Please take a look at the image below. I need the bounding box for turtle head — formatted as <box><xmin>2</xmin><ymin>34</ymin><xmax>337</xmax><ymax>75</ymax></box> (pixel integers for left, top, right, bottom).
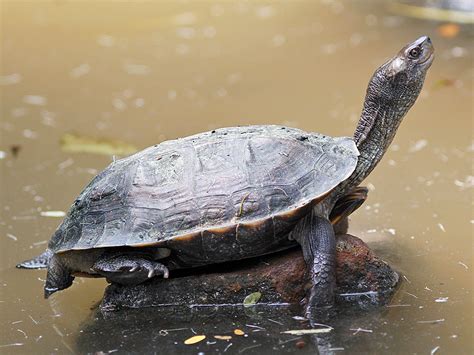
<box><xmin>365</xmin><ymin>36</ymin><xmax>434</xmax><ymax>119</ymax></box>
<box><xmin>342</xmin><ymin>36</ymin><xmax>434</xmax><ymax>195</ymax></box>
<box><xmin>387</xmin><ymin>36</ymin><xmax>434</xmax><ymax>80</ymax></box>
<box><xmin>354</xmin><ymin>36</ymin><xmax>434</xmax><ymax>148</ymax></box>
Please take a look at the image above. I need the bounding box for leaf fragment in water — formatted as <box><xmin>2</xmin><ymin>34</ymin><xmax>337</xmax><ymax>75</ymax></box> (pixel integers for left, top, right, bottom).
<box><xmin>233</xmin><ymin>329</ymin><xmax>245</xmax><ymax>336</ymax></box>
<box><xmin>60</xmin><ymin>133</ymin><xmax>138</xmax><ymax>156</ymax></box>
<box><xmin>282</xmin><ymin>328</ymin><xmax>333</xmax><ymax>335</ymax></box>
<box><xmin>243</xmin><ymin>292</ymin><xmax>261</xmax><ymax>307</ymax></box>
<box><xmin>183</xmin><ymin>335</ymin><xmax>206</xmax><ymax>345</ymax></box>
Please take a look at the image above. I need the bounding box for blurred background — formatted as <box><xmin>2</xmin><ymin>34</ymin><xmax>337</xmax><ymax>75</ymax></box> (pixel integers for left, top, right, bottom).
<box><xmin>1</xmin><ymin>1</ymin><xmax>472</xmax><ymax>353</ymax></box>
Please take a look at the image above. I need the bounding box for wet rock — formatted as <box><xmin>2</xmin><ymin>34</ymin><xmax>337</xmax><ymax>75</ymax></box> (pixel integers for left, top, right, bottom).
<box><xmin>101</xmin><ymin>234</ymin><xmax>399</xmax><ymax>311</ymax></box>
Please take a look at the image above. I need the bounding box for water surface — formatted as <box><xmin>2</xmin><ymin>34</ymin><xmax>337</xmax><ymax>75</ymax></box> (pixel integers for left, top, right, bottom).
<box><xmin>1</xmin><ymin>1</ymin><xmax>472</xmax><ymax>354</ymax></box>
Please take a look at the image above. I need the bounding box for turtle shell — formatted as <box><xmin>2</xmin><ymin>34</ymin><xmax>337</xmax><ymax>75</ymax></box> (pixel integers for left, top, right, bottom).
<box><xmin>49</xmin><ymin>125</ymin><xmax>358</xmax><ymax>260</ymax></box>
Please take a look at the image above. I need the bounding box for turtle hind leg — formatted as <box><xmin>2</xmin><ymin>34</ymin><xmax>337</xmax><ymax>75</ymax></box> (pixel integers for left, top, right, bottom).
<box><xmin>92</xmin><ymin>254</ymin><xmax>169</xmax><ymax>285</ymax></box>
<box><xmin>17</xmin><ymin>249</ymin><xmax>54</xmax><ymax>269</ymax></box>
<box><xmin>330</xmin><ymin>186</ymin><xmax>368</xmax><ymax>235</ymax></box>
<box><xmin>44</xmin><ymin>255</ymin><xmax>74</xmax><ymax>298</ymax></box>
<box><xmin>292</xmin><ymin>214</ymin><xmax>336</xmax><ymax>311</ymax></box>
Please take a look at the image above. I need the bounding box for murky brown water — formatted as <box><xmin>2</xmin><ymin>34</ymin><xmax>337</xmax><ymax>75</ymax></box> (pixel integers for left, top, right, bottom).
<box><xmin>1</xmin><ymin>1</ymin><xmax>472</xmax><ymax>354</ymax></box>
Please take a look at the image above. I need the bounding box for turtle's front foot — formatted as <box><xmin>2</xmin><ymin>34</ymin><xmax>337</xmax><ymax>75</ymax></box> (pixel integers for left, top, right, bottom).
<box><xmin>305</xmin><ymin>251</ymin><xmax>336</xmax><ymax>318</ymax></box>
<box><xmin>92</xmin><ymin>255</ymin><xmax>169</xmax><ymax>285</ymax></box>
<box><xmin>292</xmin><ymin>214</ymin><xmax>337</xmax><ymax>315</ymax></box>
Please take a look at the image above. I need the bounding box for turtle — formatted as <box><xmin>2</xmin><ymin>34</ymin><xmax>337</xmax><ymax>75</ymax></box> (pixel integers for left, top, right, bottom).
<box><xmin>18</xmin><ymin>36</ymin><xmax>434</xmax><ymax>311</ymax></box>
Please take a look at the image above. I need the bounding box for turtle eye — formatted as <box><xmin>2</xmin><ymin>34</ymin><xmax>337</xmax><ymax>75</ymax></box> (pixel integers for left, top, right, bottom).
<box><xmin>408</xmin><ymin>47</ymin><xmax>422</xmax><ymax>59</ymax></box>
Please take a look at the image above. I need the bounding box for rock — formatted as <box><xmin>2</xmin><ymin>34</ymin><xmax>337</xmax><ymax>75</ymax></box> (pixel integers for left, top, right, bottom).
<box><xmin>100</xmin><ymin>234</ymin><xmax>399</xmax><ymax>311</ymax></box>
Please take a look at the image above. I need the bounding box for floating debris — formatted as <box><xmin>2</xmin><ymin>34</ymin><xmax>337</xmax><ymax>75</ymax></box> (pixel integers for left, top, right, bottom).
<box><xmin>409</xmin><ymin>139</ymin><xmax>428</xmax><ymax>152</ymax></box>
<box><xmin>23</xmin><ymin>95</ymin><xmax>46</xmax><ymax>106</ymax></box>
<box><xmin>168</xmin><ymin>90</ymin><xmax>177</xmax><ymax>100</ymax></box>
<box><xmin>431</xmin><ymin>346</ymin><xmax>440</xmax><ymax>354</ymax></box>
<box><xmin>0</xmin><ymin>73</ymin><xmax>22</xmax><ymax>85</ymax></box>
<box><xmin>256</xmin><ymin>5</ymin><xmax>275</xmax><ymax>19</ymax></box>
<box><xmin>386</xmin><ymin>304</ymin><xmax>411</xmax><ymax>308</ymax></box>
<box><xmin>272</xmin><ymin>34</ymin><xmax>286</xmax><ymax>47</ymax></box>
<box><xmin>282</xmin><ymin>327</ymin><xmax>333</xmax><ymax>335</ymax></box>
<box><xmin>238</xmin><ymin>344</ymin><xmax>261</xmax><ymax>353</ymax></box>
<box><xmin>123</xmin><ymin>63</ymin><xmax>151</xmax><ymax>76</ymax></box>
<box><xmin>0</xmin><ymin>343</ymin><xmax>24</xmax><ymax>348</ymax></box>
<box><xmin>173</xmin><ymin>12</ymin><xmax>197</xmax><ymax>26</ymax></box>
<box><xmin>437</xmin><ymin>223</ymin><xmax>446</xmax><ymax>232</ymax></box>
<box><xmin>52</xmin><ymin>324</ymin><xmax>64</xmax><ymax>337</ymax></box>
<box><xmin>214</xmin><ymin>335</ymin><xmax>232</xmax><ymax>340</ymax></box>
<box><xmin>0</xmin><ymin>151</ymin><xmax>5</xmax><ymax>159</ymax></box>
<box><xmin>458</xmin><ymin>261</ymin><xmax>469</xmax><ymax>270</ymax></box>
<box><xmin>40</xmin><ymin>211</ymin><xmax>66</xmax><ymax>218</ymax></box>
<box><xmin>417</xmin><ymin>318</ymin><xmax>445</xmax><ymax>324</ymax></box>
<box><xmin>243</xmin><ymin>292</ymin><xmax>261</xmax><ymax>307</ymax></box>
<box><xmin>435</xmin><ymin>297</ymin><xmax>449</xmax><ymax>303</ymax></box>
<box><xmin>134</xmin><ymin>98</ymin><xmax>145</xmax><ymax>108</ymax></box>
<box><xmin>233</xmin><ymin>329</ymin><xmax>245</xmax><ymax>336</ymax></box>
<box><xmin>450</xmin><ymin>46</ymin><xmax>467</xmax><ymax>58</ymax></box>
<box><xmin>245</xmin><ymin>324</ymin><xmax>265</xmax><ymax>332</ymax></box>
<box><xmin>158</xmin><ymin>327</ymin><xmax>188</xmax><ymax>336</ymax></box>
<box><xmin>267</xmin><ymin>318</ymin><xmax>283</xmax><ymax>326</ymax></box>
<box><xmin>70</xmin><ymin>63</ymin><xmax>90</xmax><ymax>78</ymax></box>
<box><xmin>350</xmin><ymin>328</ymin><xmax>373</xmax><ymax>335</ymax></box>
<box><xmin>184</xmin><ymin>335</ymin><xmax>206</xmax><ymax>345</ymax></box>
<box><xmin>23</xmin><ymin>129</ymin><xmax>38</xmax><ymax>139</ymax></box>
<box><xmin>112</xmin><ymin>98</ymin><xmax>126</xmax><ymax>111</ymax></box>
<box><xmin>202</xmin><ymin>26</ymin><xmax>216</xmax><ymax>38</ymax></box>
<box><xmin>176</xmin><ymin>27</ymin><xmax>196</xmax><ymax>39</ymax></box>
<box><xmin>97</xmin><ymin>34</ymin><xmax>115</xmax><ymax>47</ymax></box>
<box><xmin>6</xmin><ymin>233</ymin><xmax>17</xmax><ymax>241</ymax></box>
<box><xmin>404</xmin><ymin>291</ymin><xmax>418</xmax><ymax>299</ymax></box>
<box><xmin>60</xmin><ymin>133</ymin><xmax>138</xmax><ymax>156</ymax></box>
<box><xmin>453</xmin><ymin>176</ymin><xmax>474</xmax><ymax>189</ymax></box>
<box><xmin>223</xmin><ymin>343</ymin><xmax>233</xmax><ymax>352</ymax></box>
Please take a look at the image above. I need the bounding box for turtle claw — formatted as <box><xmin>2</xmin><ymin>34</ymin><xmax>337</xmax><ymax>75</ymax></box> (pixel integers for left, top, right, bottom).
<box><xmin>147</xmin><ymin>264</ymin><xmax>169</xmax><ymax>279</ymax></box>
<box><xmin>129</xmin><ymin>265</ymin><xmax>139</xmax><ymax>273</ymax></box>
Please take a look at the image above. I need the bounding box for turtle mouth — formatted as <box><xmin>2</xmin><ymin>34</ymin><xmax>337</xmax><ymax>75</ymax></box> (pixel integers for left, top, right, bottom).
<box><xmin>419</xmin><ymin>53</ymin><xmax>434</xmax><ymax>68</ymax></box>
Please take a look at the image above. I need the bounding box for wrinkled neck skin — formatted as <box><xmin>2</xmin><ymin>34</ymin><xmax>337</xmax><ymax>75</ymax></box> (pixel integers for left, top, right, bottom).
<box><xmin>326</xmin><ymin>65</ymin><xmax>426</xmax><ymax>210</ymax></box>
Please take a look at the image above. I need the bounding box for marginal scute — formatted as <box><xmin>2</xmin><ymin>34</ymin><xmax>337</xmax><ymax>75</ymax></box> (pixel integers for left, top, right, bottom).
<box><xmin>49</xmin><ymin>125</ymin><xmax>358</xmax><ymax>254</ymax></box>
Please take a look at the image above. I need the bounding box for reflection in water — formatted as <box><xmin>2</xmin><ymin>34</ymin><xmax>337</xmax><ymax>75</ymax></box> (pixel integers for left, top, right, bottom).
<box><xmin>1</xmin><ymin>0</ymin><xmax>472</xmax><ymax>353</ymax></box>
<box><xmin>77</xmin><ymin>302</ymin><xmax>400</xmax><ymax>354</ymax></box>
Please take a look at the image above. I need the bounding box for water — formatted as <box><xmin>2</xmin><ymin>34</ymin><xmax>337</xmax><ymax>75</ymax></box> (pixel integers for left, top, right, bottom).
<box><xmin>1</xmin><ymin>1</ymin><xmax>472</xmax><ymax>353</ymax></box>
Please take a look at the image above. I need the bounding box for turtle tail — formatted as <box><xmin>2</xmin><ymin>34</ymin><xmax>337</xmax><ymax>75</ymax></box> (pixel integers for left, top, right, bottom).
<box><xmin>44</xmin><ymin>255</ymin><xmax>74</xmax><ymax>298</ymax></box>
<box><xmin>16</xmin><ymin>249</ymin><xmax>54</xmax><ymax>269</ymax></box>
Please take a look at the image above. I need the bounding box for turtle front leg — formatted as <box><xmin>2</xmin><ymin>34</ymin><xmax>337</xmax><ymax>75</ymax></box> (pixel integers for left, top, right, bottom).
<box><xmin>92</xmin><ymin>254</ymin><xmax>169</xmax><ymax>285</ymax></box>
<box><xmin>292</xmin><ymin>214</ymin><xmax>336</xmax><ymax>312</ymax></box>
